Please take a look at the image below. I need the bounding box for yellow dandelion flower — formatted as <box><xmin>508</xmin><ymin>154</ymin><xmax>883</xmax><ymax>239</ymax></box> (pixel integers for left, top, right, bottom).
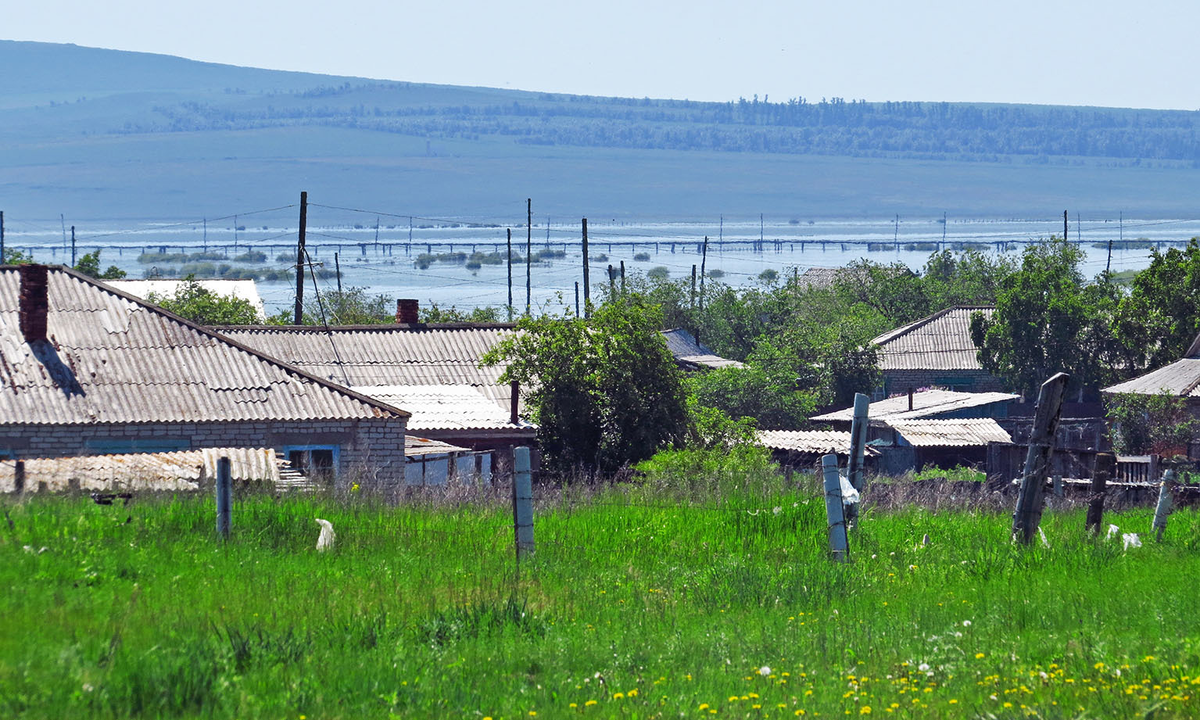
<box><xmin>529</xmin><ymin>713</ymin><xmax>537</xmax><ymax>717</ymax></box>
<box><xmin>569</xmin><ymin>703</ymin><xmax>577</xmax><ymax>709</ymax></box>
<box><xmin>586</xmin><ymin>700</ymin><xmax>597</xmax><ymax>706</ymax></box>
<box><xmin>861</xmin><ymin>706</ymin><xmax>872</xmax><ymax>715</ymax></box>
<box><xmin>628</xmin><ymin>689</ymin><xmax>638</xmax><ymax>697</ymax></box>
<box><xmin>613</xmin><ymin>693</ymin><xmax>624</xmax><ymax>700</ymax></box>
<box><xmin>698</xmin><ymin>704</ymin><xmax>709</xmax><ymax>710</ymax></box>
<box><xmin>975</xmin><ymin>653</ymin><xmax>985</xmax><ymax>659</ymax></box>
<box><xmin>949</xmin><ymin>699</ymin><xmax>958</xmax><ymax>704</ymax></box>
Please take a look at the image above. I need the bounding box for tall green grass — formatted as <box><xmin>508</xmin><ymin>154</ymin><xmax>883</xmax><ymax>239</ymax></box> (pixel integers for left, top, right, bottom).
<box><xmin>2</xmin><ymin>486</ymin><xmax>1199</xmax><ymax>718</ymax></box>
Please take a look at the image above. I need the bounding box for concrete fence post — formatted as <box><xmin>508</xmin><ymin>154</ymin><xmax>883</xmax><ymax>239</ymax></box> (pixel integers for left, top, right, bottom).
<box><xmin>821</xmin><ymin>454</ymin><xmax>849</xmax><ymax>562</ymax></box>
<box><xmin>1153</xmin><ymin>469</ymin><xmax>1176</xmax><ymax>542</ymax></box>
<box><xmin>216</xmin><ymin>456</ymin><xmax>232</xmax><ymax>540</ymax></box>
<box><xmin>513</xmin><ymin>446</ymin><xmax>534</xmax><ymax>559</ymax></box>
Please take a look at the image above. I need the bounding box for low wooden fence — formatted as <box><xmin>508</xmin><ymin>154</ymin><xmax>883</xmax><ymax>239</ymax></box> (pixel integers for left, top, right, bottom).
<box><xmin>986</xmin><ymin>442</ymin><xmax>1161</xmax><ymax>490</ymax></box>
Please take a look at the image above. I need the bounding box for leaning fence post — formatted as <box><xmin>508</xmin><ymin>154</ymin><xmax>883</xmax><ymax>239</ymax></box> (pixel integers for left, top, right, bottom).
<box><xmin>216</xmin><ymin>456</ymin><xmax>232</xmax><ymax>540</ymax></box>
<box><xmin>1152</xmin><ymin>468</ymin><xmax>1176</xmax><ymax>542</ymax></box>
<box><xmin>845</xmin><ymin>392</ymin><xmax>869</xmax><ymax>528</ymax></box>
<box><xmin>512</xmin><ymin>446</ymin><xmax>534</xmax><ymax>559</ymax></box>
<box><xmin>821</xmin><ymin>454</ymin><xmax>849</xmax><ymax>562</ymax></box>
<box><xmin>1052</xmin><ymin>474</ymin><xmax>1063</xmax><ymax>499</ymax></box>
<box><xmin>1086</xmin><ymin>452</ymin><xmax>1113</xmax><ymax>535</ymax></box>
<box><xmin>1012</xmin><ymin>372</ymin><xmax>1069</xmax><ymax>544</ymax></box>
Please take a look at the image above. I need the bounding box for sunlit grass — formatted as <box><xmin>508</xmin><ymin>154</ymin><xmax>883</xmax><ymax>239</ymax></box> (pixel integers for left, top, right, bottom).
<box><xmin>2</xmin><ymin>486</ymin><xmax>1198</xmax><ymax>718</ymax></box>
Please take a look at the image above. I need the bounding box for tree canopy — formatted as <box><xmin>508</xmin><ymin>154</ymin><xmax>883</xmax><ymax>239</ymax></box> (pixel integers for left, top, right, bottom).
<box><xmin>147</xmin><ymin>278</ymin><xmax>261</xmax><ymax>326</ymax></box>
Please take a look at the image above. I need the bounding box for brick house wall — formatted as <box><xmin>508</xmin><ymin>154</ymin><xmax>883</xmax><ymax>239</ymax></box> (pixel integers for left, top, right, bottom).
<box><xmin>0</xmin><ymin>418</ymin><xmax>407</xmax><ymax>488</ymax></box>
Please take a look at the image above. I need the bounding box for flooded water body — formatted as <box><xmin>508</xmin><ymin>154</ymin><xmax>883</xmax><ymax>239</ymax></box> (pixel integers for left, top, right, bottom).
<box><xmin>7</xmin><ymin>215</ymin><xmax>1200</xmax><ymax>316</ymax></box>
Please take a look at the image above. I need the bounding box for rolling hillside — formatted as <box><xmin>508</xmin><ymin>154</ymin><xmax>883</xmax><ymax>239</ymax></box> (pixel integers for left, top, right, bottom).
<box><xmin>2</xmin><ymin>40</ymin><xmax>1198</xmax><ymax>223</ymax></box>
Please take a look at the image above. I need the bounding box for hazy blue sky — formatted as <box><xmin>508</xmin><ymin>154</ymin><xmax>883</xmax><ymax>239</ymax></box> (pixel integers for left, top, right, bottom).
<box><xmin>8</xmin><ymin>0</ymin><xmax>1197</xmax><ymax>109</ymax></box>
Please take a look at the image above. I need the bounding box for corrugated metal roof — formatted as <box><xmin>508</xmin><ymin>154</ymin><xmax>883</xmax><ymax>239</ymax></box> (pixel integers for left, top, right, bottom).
<box><xmin>107</xmin><ymin>279</ymin><xmax>266</xmax><ymax>320</ymax></box>
<box><xmin>812</xmin><ymin>389</ymin><xmax>1018</xmax><ymax>423</ymax></box>
<box><xmin>216</xmin><ymin>324</ymin><xmax>519</xmax><ymax>410</ymax></box>
<box><xmin>661</xmin><ymin>328</ymin><xmax>744</xmax><ymax>369</ymax></box>
<box><xmin>1103</xmin><ymin>357</ymin><xmax>1200</xmax><ymax>397</ymax></box>
<box><xmin>0</xmin><ymin>267</ymin><xmax>406</xmax><ymax>424</ymax></box>
<box><xmin>355</xmin><ymin>385</ymin><xmax>536</xmax><ymax>432</ymax></box>
<box><xmin>405</xmin><ymin>435</ymin><xmax>470</xmax><ymax>458</ymax></box>
<box><xmin>887</xmin><ymin>418</ymin><xmax>1012</xmax><ymax>447</ymax></box>
<box><xmin>872</xmin><ymin>306</ymin><xmax>994</xmax><ymax>371</ymax></box>
<box><xmin>0</xmin><ymin>447</ymin><xmax>279</xmax><ymax>493</ymax></box>
<box><xmin>758</xmin><ymin>429</ymin><xmax>880</xmax><ymax>456</ymax></box>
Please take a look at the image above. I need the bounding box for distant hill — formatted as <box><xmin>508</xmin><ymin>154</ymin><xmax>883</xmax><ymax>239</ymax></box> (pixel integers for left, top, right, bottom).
<box><xmin>2</xmin><ymin>40</ymin><xmax>1199</xmax><ymax>222</ymax></box>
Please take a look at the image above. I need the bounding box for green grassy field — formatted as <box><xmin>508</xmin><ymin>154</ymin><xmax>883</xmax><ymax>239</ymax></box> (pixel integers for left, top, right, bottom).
<box><xmin>3</xmin><ymin>482</ymin><xmax>1199</xmax><ymax>719</ymax></box>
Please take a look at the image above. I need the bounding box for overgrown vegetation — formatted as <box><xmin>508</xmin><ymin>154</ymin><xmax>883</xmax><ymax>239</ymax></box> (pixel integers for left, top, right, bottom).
<box><xmin>146</xmin><ymin>278</ymin><xmax>261</xmax><ymax>325</ymax></box>
<box><xmin>4</xmin><ymin>491</ymin><xmax>1200</xmax><ymax>719</ymax></box>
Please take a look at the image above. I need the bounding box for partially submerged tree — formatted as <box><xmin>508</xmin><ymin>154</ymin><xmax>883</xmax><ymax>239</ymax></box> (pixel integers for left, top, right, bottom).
<box><xmin>484</xmin><ymin>296</ymin><xmax>688</xmax><ymax>474</ymax></box>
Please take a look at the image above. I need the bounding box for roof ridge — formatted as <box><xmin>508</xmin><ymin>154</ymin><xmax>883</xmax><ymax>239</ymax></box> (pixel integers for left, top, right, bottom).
<box><xmin>44</xmin><ymin>267</ymin><xmax>410</xmax><ymax>419</ymax></box>
<box><xmin>213</xmin><ymin>322</ymin><xmax>518</xmax><ymax>332</ymax></box>
<box><xmin>872</xmin><ymin>305</ymin><xmax>994</xmax><ymax>347</ymax></box>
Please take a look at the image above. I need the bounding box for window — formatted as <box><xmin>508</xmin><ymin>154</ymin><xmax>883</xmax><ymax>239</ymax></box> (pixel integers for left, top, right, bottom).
<box><xmin>282</xmin><ymin>444</ymin><xmax>340</xmax><ymax>478</ymax></box>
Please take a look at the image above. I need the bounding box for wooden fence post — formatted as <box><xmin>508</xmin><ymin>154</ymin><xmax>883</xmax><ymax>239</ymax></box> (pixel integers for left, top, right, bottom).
<box><xmin>1052</xmin><ymin>474</ymin><xmax>1063</xmax><ymax>499</ymax></box>
<box><xmin>513</xmin><ymin>446</ymin><xmax>534</xmax><ymax>559</ymax></box>
<box><xmin>1153</xmin><ymin>468</ymin><xmax>1176</xmax><ymax>542</ymax></box>
<box><xmin>821</xmin><ymin>454</ymin><xmax>849</xmax><ymax>562</ymax></box>
<box><xmin>845</xmin><ymin>392</ymin><xmax>869</xmax><ymax>530</ymax></box>
<box><xmin>13</xmin><ymin>460</ymin><xmax>25</xmax><ymax>494</ymax></box>
<box><xmin>216</xmin><ymin>456</ymin><xmax>232</xmax><ymax>540</ymax></box>
<box><xmin>1086</xmin><ymin>452</ymin><xmax>1113</xmax><ymax>535</ymax></box>
<box><xmin>1012</xmin><ymin>372</ymin><xmax>1069</xmax><ymax>544</ymax></box>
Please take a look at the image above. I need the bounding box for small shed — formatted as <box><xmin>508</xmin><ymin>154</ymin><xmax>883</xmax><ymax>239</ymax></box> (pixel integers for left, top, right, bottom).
<box><xmin>871</xmin><ymin>306</ymin><xmax>1006</xmax><ymax>397</ymax></box>
<box><xmin>661</xmin><ymin>328</ymin><xmax>744</xmax><ymax>370</ymax></box>
<box><xmin>404</xmin><ymin>435</ymin><xmax>484</xmax><ymax>486</ymax></box>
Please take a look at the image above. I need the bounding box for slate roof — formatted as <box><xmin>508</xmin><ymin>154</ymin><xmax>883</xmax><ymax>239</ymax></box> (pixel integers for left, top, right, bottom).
<box><xmin>758</xmin><ymin>429</ymin><xmax>880</xmax><ymax>457</ymax></box>
<box><xmin>0</xmin><ymin>266</ymin><xmax>407</xmax><ymax>424</ymax></box>
<box><xmin>1103</xmin><ymin>332</ymin><xmax>1200</xmax><ymax>397</ymax></box>
<box><xmin>215</xmin><ymin>324</ymin><xmax>518</xmax><ymax>410</ymax></box>
<box><xmin>405</xmin><ymin>435</ymin><xmax>471</xmax><ymax>458</ymax></box>
<box><xmin>887</xmin><ymin>418</ymin><xmax>1012</xmax><ymax>447</ymax></box>
<box><xmin>872</xmin><ymin>306</ymin><xmax>994</xmax><ymax>371</ymax></box>
<box><xmin>354</xmin><ymin>385</ymin><xmax>535</xmax><ymax>432</ymax></box>
<box><xmin>661</xmin><ymin>328</ymin><xmax>744</xmax><ymax>370</ymax></box>
<box><xmin>811</xmin><ymin>389</ymin><xmax>1018</xmax><ymax>423</ymax></box>
<box><xmin>0</xmin><ymin>447</ymin><xmax>280</xmax><ymax>493</ymax></box>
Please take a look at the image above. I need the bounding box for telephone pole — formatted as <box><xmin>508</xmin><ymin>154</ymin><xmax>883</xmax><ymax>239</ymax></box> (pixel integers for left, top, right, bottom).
<box><xmin>1063</xmin><ymin>210</ymin><xmax>1068</xmax><ymax>241</ymax></box>
<box><xmin>526</xmin><ymin>198</ymin><xmax>532</xmax><ymax>315</ymax></box>
<box><xmin>0</xmin><ymin>211</ymin><xmax>5</xmax><ymax>262</ymax></box>
<box><xmin>506</xmin><ymin>228</ymin><xmax>513</xmax><ymax>321</ymax></box>
<box><xmin>699</xmin><ymin>235</ymin><xmax>709</xmax><ymax>309</ymax></box>
<box><xmin>293</xmin><ymin>191</ymin><xmax>307</xmax><ymax>325</ymax></box>
<box><xmin>70</xmin><ymin>226</ymin><xmax>76</xmax><ymax>267</ymax></box>
<box><xmin>581</xmin><ymin>218</ymin><xmax>590</xmax><ymax>317</ymax></box>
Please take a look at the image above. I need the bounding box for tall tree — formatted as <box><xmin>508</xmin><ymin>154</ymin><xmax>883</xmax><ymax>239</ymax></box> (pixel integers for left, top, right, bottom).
<box><xmin>484</xmin><ymin>296</ymin><xmax>688</xmax><ymax>473</ymax></box>
<box><xmin>1112</xmin><ymin>240</ymin><xmax>1200</xmax><ymax>373</ymax></box>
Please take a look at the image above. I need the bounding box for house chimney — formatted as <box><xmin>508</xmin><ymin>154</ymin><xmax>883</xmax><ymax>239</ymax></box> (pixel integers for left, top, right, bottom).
<box><xmin>395</xmin><ymin>298</ymin><xmax>419</xmax><ymax>324</ymax></box>
<box><xmin>18</xmin><ymin>264</ymin><xmax>49</xmax><ymax>343</ymax></box>
<box><xmin>907</xmin><ymin>388</ymin><xmax>914</xmax><ymax>411</ymax></box>
<box><xmin>510</xmin><ymin>380</ymin><xmax>520</xmax><ymax>426</ymax></box>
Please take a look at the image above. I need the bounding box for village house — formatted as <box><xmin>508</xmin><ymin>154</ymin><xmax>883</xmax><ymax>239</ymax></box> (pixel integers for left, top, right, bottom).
<box><xmin>871</xmin><ymin>306</ymin><xmax>1006</xmax><ymax>397</ymax></box>
<box><xmin>1102</xmin><ymin>332</ymin><xmax>1200</xmax><ymax>459</ymax></box>
<box><xmin>0</xmin><ymin>265</ymin><xmax>409</xmax><ymax>487</ymax></box>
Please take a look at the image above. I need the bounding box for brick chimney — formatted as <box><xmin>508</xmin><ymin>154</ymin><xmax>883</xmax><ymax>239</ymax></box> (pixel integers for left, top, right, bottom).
<box><xmin>18</xmin><ymin>264</ymin><xmax>49</xmax><ymax>343</ymax></box>
<box><xmin>395</xmin><ymin>299</ymin><xmax>419</xmax><ymax>324</ymax></box>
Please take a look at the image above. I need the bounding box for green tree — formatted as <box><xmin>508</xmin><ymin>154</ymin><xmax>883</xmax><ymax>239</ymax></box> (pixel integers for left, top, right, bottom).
<box><xmin>1112</xmin><ymin>240</ymin><xmax>1200</xmax><ymax>373</ymax></box>
<box><xmin>73</xmin><ymin>250</ymin><xmax>126</xmax><ymax>280</ymax></box>
<box><xmin>484</xmin><ymin>296</ymin><xmax>688</xmax><ymax>474</ymax></box>
<box><xmin>687</xmin><ymin>340</ymin><xmax>819</xmax><ymax>430</ymax></box>
<box><xmin>970</xmin><ymin>239</ymin><xmax>1116</xmax><ymax>398</ymax></box>
<box><xmin>147</xmin><ymin>278</ymin><xmax>261</xmax><ymax>325</ymax></box>
<box><xmin>1106</xmin><ymin>391</ymin><xmax>1199</xmax><ymax>457</ymax></box>
<box><xmin>420</xmin><ymin>303</ymin><xmax>503</xmax><ymax>323</ymax></box>
<box><xmin>2</xmin><ymin>248</ymin><xmax>34</xmax><ymax>265</ymax></box>
<box><xmin>268</xmin><ymin>286</ymin><xmax>396</xmax><ymax>325</ymax></box>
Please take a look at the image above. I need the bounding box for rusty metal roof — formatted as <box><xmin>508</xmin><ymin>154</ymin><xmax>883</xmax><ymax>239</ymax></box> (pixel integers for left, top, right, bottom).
<box><xmin>758</xmin><ymin>429</ymin><xmax>880</xmax><ymax>457</ymax></box>
<box><xmin>661</xmin><ymin>328</ymin><xmax>744</xmax><ymax>369</ymax></box>
<box><xmin>0</xmin><ymin>447</ymin><xmax>279</xmax><ymax>493</ymax></box>
<box><xmin>872</xmin><ymin>306</ymin><xmax>994</xmax><ymax>371</ymax></box>
<box><xmin>216</xmin><ymin>324</ymin><xmax>518</xmax><ymax>410</ymax></box>
<box><xmin>812</xmin><ymin>389</ymin><xmax>1018</xmax><ymax>423</ymax></box>
<box><xmin>354</xmin><ymin>385</ymin><xmax>536</xmax><ymax>432</ymax></box>
<box><xmin>1103</xmin><ymin>357</ymin><xmax>1200</xmax><ymax>397</ymax></box>
<box><xmin>0</xmin><ymin>267</ymin><xmax>406</xmax><ymax>424</ymax></box>
<box><xmin>887</xmin><ymin>418</ymin><xmax>1012</xmax><ymax>447</ymax></box>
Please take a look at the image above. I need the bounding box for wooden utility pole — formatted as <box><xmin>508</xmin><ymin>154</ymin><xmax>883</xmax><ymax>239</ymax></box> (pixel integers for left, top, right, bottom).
<box><xmin>1086</xmin><ymin>452</ymin><xmax>1113</xmax><ymax>534</ymax></box>
<box><xmin>581</xmin><ymin>218</ymin><xmax>590</xmax><ymax>317</ymax></box>
<box><xmin>525</xmin><ymin>198</ymin><xmax>532</xmax><ymax>316</ymax></box>
<box><xmin>1063</xmin><ymin>210</ymin><xmax>1068</xmax><ymax>241</ymax></box>
<box><xmin>619</xmin><ymin>260</ymin><xmax>625</xmax><ymax>295</ymax></box>
<box><xmin>0</xmin><ymin>210</ymin><xmax>5</xmax><ymax>262</ymax></box>
<box><xmin>1012</xmin><ymin>372</ymin><xmax>1069</xmax><ymax>544</ymax></box>
<box><xmin>607</xmin><ymin>264</ymin><xmax>616</xmax><ymax>296</ymax></box>
<box><xmin>574</xmin><ymin>281</ymin><xmax>580</xmax><ymax>317</ymax></box>
<box><xmin>942</xmin><ymin>211</ymin><xmax>947</xmax><ymax>248</ymax></box>
<box><xmin>293</xmin><ymin>191</ymin><xmax>307</xmax><ymax>325</ymax></box>
<box><xmin>506</xmin><ymin>228</ymin><xmax>513</xmax><ymax>321</ymax></box>
<box><xmin>699</xmin><ymin>236</ymin><xmax>708</xmax><ymax>309</ymax></box>
<box><xmin>334</xmin><ymin>251</ymin><xmax>342</xmax><ymax>292</ymax></box>
<box><xmin>70</xmin><ymin>226</ymin><xmax>76</xmax><ymax>267</ymax></box>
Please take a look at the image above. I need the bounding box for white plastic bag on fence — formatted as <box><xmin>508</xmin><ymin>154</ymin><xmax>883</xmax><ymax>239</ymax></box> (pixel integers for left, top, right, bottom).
<box><xmin>839</xmin><ymin>474</ymin><xmax>860</xmax><ymax>505</ymax></box>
